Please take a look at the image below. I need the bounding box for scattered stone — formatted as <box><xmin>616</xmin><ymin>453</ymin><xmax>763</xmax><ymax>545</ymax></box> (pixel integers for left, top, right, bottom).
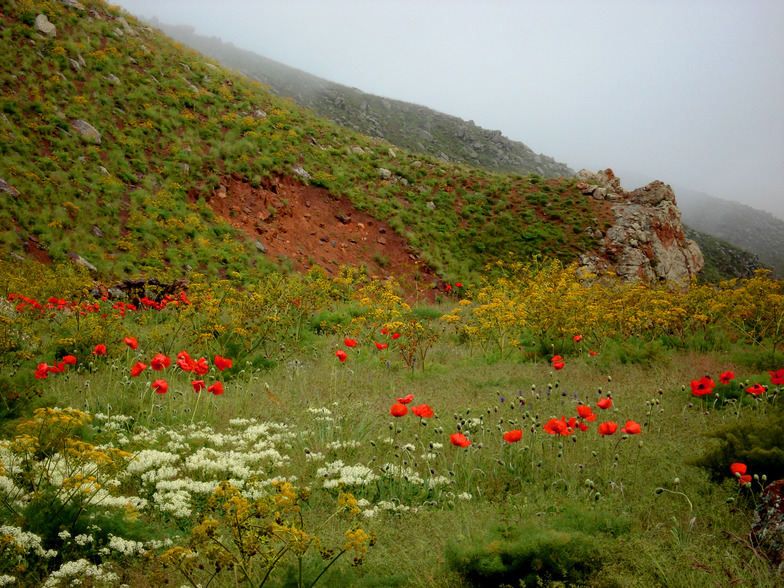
<box><xmin>336</xmin><ymin>214</ymin><xmax>351</xmax><ymax>225</ymax></box>
<box><xmin>98</xmin><ymin>166</ymin><xmax>109</xmax><ymax>176</ymax></box>
<box><xmin>254</xmin><ymin>240</ymin><xmax>266</xmax><ymax>253</ymax></box>
<box><xmin>351</xmin><ymin>146</ymin><xmax>365</xmax><ymax>155</ymax></box>
<box><xmin>426</xmin><ymin>201</ymin><xmax>436</xmax><ymax>210</ymax></box>
<box><xmin>215</xmin><ymin>185</ymin><xmax>227</xmax><ymax>199</ymax></box>
<box><xmin>292</xmin><ymin>165</ymin><xmax>311</xmax><ymax>181</ymax></box>
<box><xmin>68</xmin><ymin>253</ymin><xmax>97</xmax><ymax>273</ymax></box>
<box><xmin>70</xmin><ymin>119</ymin><xmax>101</xmax><ymax>144</ymax></box>
<box><xmin>91</xmin><ymin>225</ymin><xmax>104</xmax><ymax>238</ymax></box>
<box><xmin>330</xmin><ymin>240</ymin><xmax>337</xmax><ymax>248</ymax></box>
<box><xmin>204</xmin><ymin>62</ymin><xmax>218</xmax><ymax>70</ymax></box>
<box><xmin>0</xmin><ymin>177</ymin><xmax>20</xmax><ymax>198</ymax></box>
<box><xmin>388</xmin><ymin>148</ymin><xmax>396</xmax><ymax>158</ymax></box>
<box><xmin>116</xmin><ymin>17</ymin><xmax>138</xmax><ymax>36</ymax></box>
<box><xmin>179</xmin><ymin>162</ymin><xmax>190</xmax><ymax>175</ymax></box>
<box><xmin>35</xmin><ymin>14</ymin><xmax>56</xmax><ymax>37</ymax></box>
<box><xmin>377</xmin><ymin>237</ymin><xmax>387</xmax><ymax>245</ymax></box>
<box><xmin>60</xmin><ymin>0</ymin><xmax>86</xmax><ymax>9</ymax></box>
<box><xmin>104</xmin><ymin>73</ymin><xmax>121</xmax><ymax>85</ymax></box>
<box><xmin>251</xmin><ymin>109</ymin><xmax>267</xmax><ymax>119</ymax></box>
<box><xmin>69</xmin><ymin>58</ymin><xmax>80</xmax><ymax>72</ymax></box>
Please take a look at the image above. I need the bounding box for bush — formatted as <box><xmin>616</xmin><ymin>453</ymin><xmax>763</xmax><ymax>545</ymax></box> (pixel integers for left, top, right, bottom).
<box><xmin>445</xmin><ymin>522</ymin><xmax>606</xmax><ymax>588</ymax></box>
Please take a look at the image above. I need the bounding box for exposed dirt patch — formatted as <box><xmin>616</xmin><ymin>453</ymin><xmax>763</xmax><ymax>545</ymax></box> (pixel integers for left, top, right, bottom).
<box><xmin>198</xmin><ymin>174</ymin><xmax>443</xmax><ymax>300</ymax></box>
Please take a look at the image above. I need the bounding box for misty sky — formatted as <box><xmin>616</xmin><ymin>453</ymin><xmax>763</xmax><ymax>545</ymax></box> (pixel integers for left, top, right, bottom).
<box><xmin>117</xmin><ymin>0</ymin><xmax>784</xmax><ymax>219</ymax></box>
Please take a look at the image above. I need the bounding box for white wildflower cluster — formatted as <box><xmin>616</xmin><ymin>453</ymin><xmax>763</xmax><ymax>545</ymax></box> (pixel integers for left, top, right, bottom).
<box><xmin>307</xmin><ymin>407</ymin><xmax>333</xmax><ymax>416</ymax></box>
<box><xmin>42</xmin><ymin>559</ymin><xmax>119</xmax><ymax>587</ymax></box>
<box><xmin>0</xmin><ymin>526</ymin><xmax>56</xmax><ymax>558</ymax></box>
<box><xmin>358</xmin><ymin>499</ymin><xmax>415</xmax><ymax>518</ymax></box>
<box><xmin>105</xmin><ymin>534</ymin><xmax>147</xmax><ymax>556</ymax></box>
<box><xmin>74</xmin><ymin>533</ymin><xmax>94</xmax><ymax>546</ymax></box>
<box><xmin>326</xmin><ymin>440</ymin><xmax>361</xmax><ymax>450</ymax></box>
<box><xmin>380</xmin><ymin>463</ymin><xmax>424</xmax><ymax>485</ymax></box>
<box><xmin>153</xmin><ymin>488</ymin><xmax>193</xmax><ymax>518</ymax></box>
<box><xmin>315</xmin><ymin>460</ymin><xmax>379</xmax><ymax>489</ymax></box>
<box><xmin>125</xmin><ymin>449</ymin><xmax>180</xmax><ymax>476</ymax></box>
<box><xmin>305</xmin><ymin>451</ymin><xmax>325</xmax><ymax>461</ymax></box>
<box><xmin>0</xmin><ymin>574</ymin><xmax>16</xmax><ymax>586</ymax></box>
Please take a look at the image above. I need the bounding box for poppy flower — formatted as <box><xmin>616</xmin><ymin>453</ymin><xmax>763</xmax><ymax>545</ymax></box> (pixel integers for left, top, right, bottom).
<box><xmin>552</xmin><ymin>361</ymin><xmax>565</xmax><ymax>371</ymax></box>
<box><xmin>93</xmin><ymin>344</ymin><xmax>106</xmax><ymax>355</ymax></box>
<box><xmin>746</xmin><ymin>383</ymin><xmax>766</xmax><ymax>396</ymax></box>
<box><xmin>381</xmin><ymin>328</ymin><xmax>388</xmax><ymax>335</ymax></box>
<box><xmin>343</xmin><ymin>338</ymin><xmax>357</xmax><ymax>348</ymax></box>
<box><xmin>390</xmin><ymin>403</ymin><xmax>408</xmax><ymax>417</ymax></box>
<box><xmin>130</xmin><ymin>362</ymin><xmax>147</xmax><ymax>377</ymax></box>
<box><xmin>450</xmin><ymin>433</ymin><xmax>471</xmax><ymax>448</ymax></box>
<box><xmin>392</xmin><ymin>333</ymin><xmax>401</xmax><ymax>340</ymax></box>
<box><xmin>176</xmin><ymin>351</ymin><xmax>197</xmax><ymax>372</ymax></box>
<box><xmin>598</xmin><ymin>422</ymin><xmax>618</xmax><ymax>435</ymax></box>
<box><xmin>35</xmin><ymin>364</ymin><xmax>49</xmax><ymax>379</ymax></box>
<box><xmin>336</xmin><ymin>350</ymin><xmax>348</xmax><ymax>362</ymax></box>
<box><xmin>192</xmin><ymin>380</ymin><xmax>206</xmax><ymax>392</ymax></box>
<box><xmin>690</xmin><ymin>376</ymin><xmax>715</xmax><ymax>397</ymax></box>
<box><xmin>719</xmin><ymin>371</ymin><xmax>735</xmax><ymax>385</ymax></box>
<box><xmin>589</xmin><ymin>350</ymin><xmax>598</xmax><ymax>356</ymax></box>
<box><xmin>576</xmin><ymin>405</ymin><xmax>597</xmax><ymax>422</ymax></box>
<box><xmin>208</xmin><ymin>382</ymin><xmax>224</xmax><ymax>395</ymax></box>
<box><xmin>543</xmin><ymin>417</ymin><xmax>571</xmax><ymax>436</ymax></box>
<box><xmin>730</xmin><ymin>462</ymin><xmax>752</xmax><ymax>484</ymax></box>
<box><xmin>597</xmin><ymin>398</ymin><xmax>612</xmax><ymax>409</ymax></box>
<box><xmin>152</xmin><ymin>379</ymin><xmax>168</xmax><ymax>394</ymax></box>
<box><xmin>621</xmin><ymin>420</ymin><xmax>642</xmax><ymax>434</ymax></box>
<box><xmin>195</xmin><ymin>357</ymin><xmax>209</xmax><ymax>375</ymax></box>
<box><xmin>769</xmin><ymin>369</ymin><xmax>784</xmax><ymax>385</ymax></box>
<box><xmin>214</xmin><ymin>356</ymin><xmax>232</xmax><ymax>371</ymax></box>
<box><xmin>63</xmin><ymin>355</ymin><xmax>77</xmax><ymax>365</ymax></box>
<box><xmin>397</xmin><ymin>394</ymin><xmax>414</xmax><ymax>404</ymax></box>
<box><xmin>375</xmin><ymin>342</ymin><xmax>388</xmax><ymax>350</ymax></box>
<box><xmin>151</xmin><ymin>353</ymin><xmax>171</xmax><ymax>371</ymax></box>
<box><xmin>456</xmin><ymin>282</ymin><xmax>463</xmax><ymax>288</ymax></box>
<box><xmin>445</xmin><ymin>285</ymin><xmax>452</xmax><ymax>291</ymax></box>
<box><xmin>503</xmin><ymin>429</ymin><xmax>523</xmax><ymax>443</ymax></box>
<box><xmin>124</xmin><ymin>337</ymin><xmax>138</xmax><ymax>350</ymax></box>
<box><xmin>578</xmin><ymin>422</ymin><xmax>589</xmax><ymax>432</ymax></box>
<box><xmin>412</xmin><ymin>404</ymin><xmax>434</xmax><ymax>418</ymax></box>
<box><xmin>573</xmin><ymin>335</ymin><xmax>583</xmax><ymax>342</ymax></box>
<box><xmin>551</xmin><ymin>355</ymin><xmax>563</xmax><ymax>363</ymax></box>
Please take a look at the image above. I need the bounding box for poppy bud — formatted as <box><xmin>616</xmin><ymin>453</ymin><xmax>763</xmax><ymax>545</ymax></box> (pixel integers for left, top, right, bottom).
<box><xmin>594</xmin><ymin>492</ymin><xmax>601</xmax><ymax>501</ymax></box>
<box><xmin>674</xmin><ymin>478</ymin><xmax>680</xmax><ymax>486</ymax></box>
<box><xmin>655</xmin><ymin>487</ymin><xmax>664</xmax><ymax>494</ymax></box>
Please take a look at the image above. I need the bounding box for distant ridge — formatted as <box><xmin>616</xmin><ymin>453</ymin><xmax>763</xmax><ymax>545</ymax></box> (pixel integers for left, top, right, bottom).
<box><xmin>150</xmin><ymin>22</ymin><xmax>575</xmax><ymax>179</ymax></box>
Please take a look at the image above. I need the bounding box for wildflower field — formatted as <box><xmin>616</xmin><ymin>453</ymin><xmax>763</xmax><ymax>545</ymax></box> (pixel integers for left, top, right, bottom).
<box><xmin>1</xmin><ymin>259</ymin><xmax>783</xmax><ymax>587</ymax></box>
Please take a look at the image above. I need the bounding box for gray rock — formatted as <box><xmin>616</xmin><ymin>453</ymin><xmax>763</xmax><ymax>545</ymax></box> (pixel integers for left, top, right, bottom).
<box><xmin>91</xmin><ymin>225</ymin><xmax>104</xmax><ymax>237</ymax></box>
<box><xmin>204</xmin><ymin>62</ymin><xmax>218</xmax><ymax>70</ymax></box>
<box><xmin>69</xmin><ymin>253</ymin><xmax>97</xmax><ymax>272</ymax></box>
<box><xmin>388</xmin><ymin>148</ymin><xmax>396</xmax><ymax>158</ymax></box>
<box><xmin>60</xmin><ymin>0</ymin><xmax>86</xmax><ymax>9</ymax></box>
<box><xmin>69</xmin><ymin>58</ymin><xmax>80</xmax><ymax>72</ymax></box>
<box><xmin>35</xmin><ymin>14</ymin><xmax>56</xmax><ymax>36</ymax></box>
<box><xmin>255</xmin><ymin>240</ymin><xmax>266</xmax><ymax>253</ymax></box>
<box><xmin>426</xmin><ymin>201</ymin><xmax>436</xmax><ymax>210</ymax></box>
<box><xmin>98</xmin><ymin>166</ymin><xmax>109</xmax><ymax>175</ymax></box>
<box><xmin>116</xmin><ymin>17</ymin><xmax>138</xmax><ymax>36</ymax></box>
<box><xmin>179</xmin><ymin>162</ymin><xmax>190</xmax><ymax>175</ymax></box>
<box><xmin>292</xmin><ymin>165</ymin><xmax>311</xmax><ymax>181</ymax></box>
<box><xmin>71</xmin><ymin>119</ymin><xmax>101</xmax><ymax>144</ymax></box>
<box><xmin>377</xmin><ymin>168</ymin><xmax>392</xmax><ymax>180</ymax></box>
<box><xmin>0</xmin><ymin>177</ymin><xmax>20</xmax><ymax>198</ymax></box>
<box><xmin>104</xmin><ymin>74</ymin><xmax>121</xmax><ymax>85</ymax></box>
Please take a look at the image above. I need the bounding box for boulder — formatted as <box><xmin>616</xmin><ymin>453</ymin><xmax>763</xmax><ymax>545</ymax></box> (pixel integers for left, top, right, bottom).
<box><xmin>377</xmin><ymin>168</ymin><xmax>392</xmax><ymax>180</ymax></box>
<box><xmin>292</xmin><ymin>165</ymin><xmax>311</xmax><ymax>181</ymax></box>
<box><xmin>0</xmin><ymin>177</ymin><xmax>20</xmax><ymax>198</ymax></box>
<box><xmin>60</xmin><ymin>0</ymin><xmax>86</xmax><ymax>9</ymax></box>
<box><xmin>35</xmin><ymin>14</ymin><xmax>56</xmax><ymax>36</ymax></box>
<box><xmin>71</xmin><ymin>119</ymin><xmax>101</xmax><ymax>144</ymax></box>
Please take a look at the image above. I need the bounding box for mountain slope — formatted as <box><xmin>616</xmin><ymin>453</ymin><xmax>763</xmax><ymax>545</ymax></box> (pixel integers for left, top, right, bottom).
<box><xmin>147</xmin><ymin>22</ymin><xmax>575</xmax><ymax>179</ymax></box>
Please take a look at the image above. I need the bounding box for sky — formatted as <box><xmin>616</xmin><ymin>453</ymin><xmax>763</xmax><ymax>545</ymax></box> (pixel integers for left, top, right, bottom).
<box><xmin>116</xmin><ymin>0</ymin><xmax>784</xmax><ymax>219</ymax></box>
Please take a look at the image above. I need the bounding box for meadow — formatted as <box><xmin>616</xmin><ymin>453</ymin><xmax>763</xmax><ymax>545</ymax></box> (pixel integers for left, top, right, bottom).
<box><xmin>0</xmin><ymin>258</ymin><xmax>783</xmax><ymax>587</ymax></box>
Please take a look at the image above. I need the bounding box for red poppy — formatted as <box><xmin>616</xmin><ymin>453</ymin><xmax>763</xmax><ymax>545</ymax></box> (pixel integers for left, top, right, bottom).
<box><xmin>392</xmin><ymin>333</ymin><xmax>401</xmax><ymax>340</ymax></box>
<box><xmin>456</xmin><ymin>282</ymin><xmax>463</xmax><ymax>288</ymax></box>
<box><xmin>597</xmin><ymin>398</ymin><xmax>612</xmax><ymax>409</ymax></box>
<box><xmin>552</xmin><ymin>361</ymin><xmax>565</xmax><ymax>371</ymax></box>
<box><xmin>152</xmin><ymin>379</ymin><xmax>168</xmax><ymax>394</ymax></box>
<box><xmin>214</xmin><ymin>356</ymin><xmax>232</xmax><ymax>371</ymax></box>
<box><xmin>445</xmin><ymin>285</ymin><xmax>452</xmax><ymax>291</ymax></box>
<box><xmin>397</xmin><ymin>394</ymin><xmax>414</xmax><ymax>404</ymax></box>
<box><xmin>93</xmin><ymin>344</ymin><xmax>106</xmax><ymax>355</ymax></box>
<box><xmin>589</xmin><ymin>350</ymin><xmax>598</xmax><ymax>356</ymax></box>
<box><xmin>151</xmin><ymin>353</ymin><xmax>171</xmax><ymax>371</ymax></box>
<box><xmin>746</xmin><ymin>383</ymin><xmax>766</xmax><ymax>396</ymax></box>
<box><xmin>375</xmin><ymin>342</ymin><xmax>388</xmax><ymax>350</ymax></box>
<box><xmin>390</xmin><ymin>403</ymin><xmax>408</xmax><ymax>417</ymax></box>
<box><xmin>130</xmin><ymin>362</ymin><xmax>147</xmax><ymax>377</ymax></box>
<box><xmin>573</xmin><ymin>335</ymin><xmax>583</xmax><ymax>342</ymax></box>
<box><xmin>343</xmin><ymin>338</ymin><xmax>357</xmax><ymax>348</ymax></box>
<box><xmin>719</xmin><ymin>371</ymin><xmax>735</xmax><ymax>385</ymax></box>
<box><xmin>336</xmin><ymin>350</ymin><xmax>348</xmax><ymax>362</ymax></box>
<box><xmin>543</xmin><ymin>417</ymin><xmax>571</xmax><ymax>436</ymax></box>
<box><xmin>769</xmin><ymin>369</ymin><xmax>784</xmax><ymax>385</ymax></box>
<box><xmin>690</xmin><ymin>376</ymin><xmax>715</xmax><ymax>397</ymax></box>
<box><xmin>63</xmin><ymin>355</ymin><xmax>77</xmax><ymax>365</ymax></box>
<box><xmin>730</xmin><ymin>463</ymin><xmax>751</xmax><ymax>484</ymax></box>
<box><xmin>195</xmin><ymin>357</ymin><xmax>209</xmax><ymax>375</ymax></box>
<box><xmin>192</xmin><ymin>380</ymin><xmax>206</xmax><ymax>392</ymax></box>
<box><xmin>450</xmin><ymin>433</ymin><xmax>471</xmax><ymax>447</ymax></box>
<box><xmin>35</xmin><ymin>363</ymin><xmax>49</xmax><ymax>379</ymax></box>
<box><xmin>578</xmin><ymin>422</ymin><xmax>589</xmax><ymax>432</ymax></box>
<box><xmin>622</xmin><ymin>420</ymin><xmax>642</xmax><ymax>434</ymax></box>
<box><xmin>208</xmin><ymin>382</ymin><xmax>224</xmax><ymax>395</ymax></box>
<box><xmin>503</xmin><ymin>429</ymin><xmax>523</xmax><ymax>443</ymax></box>
<box><xmin>598</xmin><ymin>422</ymin><xmax>618</xmax><ymax>435</ymax></box>
<box><xmin>176</xmin><ymin>351</ymin><xmax>197</xmax><ymax>372</ymax></box>
<box><xmin>576</xmin><ymin>405</ymin><xmax>597</xmax><ymax>422</ymax></box>
<box><xmin>124</xmin><ymin>337</ymin><xmax>138</xmax><ymax>350</ymax></box>
<box><xmin>551</xmin><ymin>355</ymin><xmax>563</xmax><ymax>363</ymax></box>
<box><xmin>381</xmin><ymin>328</ymin><xmax>388</xmax><ymax>335</ymax></box>
<box><xmin>411</xmin><ymin>404</ymin><xmax>434</xmax><ymax>418</ymax></box>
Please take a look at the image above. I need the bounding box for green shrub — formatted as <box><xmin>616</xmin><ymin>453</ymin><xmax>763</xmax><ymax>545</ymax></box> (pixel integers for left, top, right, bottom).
<box><xmin>445</xmin><ymin>522</ymin><xmax>606</xmax><ymax>588</ymax></box>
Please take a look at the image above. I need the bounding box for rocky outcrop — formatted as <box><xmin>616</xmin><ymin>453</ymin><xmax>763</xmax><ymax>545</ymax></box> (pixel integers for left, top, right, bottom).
<box><xmin>35</xmin><ymin>14</ymin><xmax>56</xmax><ymax>36</ymax></box>
<box><xmin>71</xmin><ymin>119</ymin><xmax>101</xmax><ymax>144</ymax></box>
<box><xmin>577</xmin><ymin>169</ymin><xmax>704</xmax><ymax>283</ymax></box>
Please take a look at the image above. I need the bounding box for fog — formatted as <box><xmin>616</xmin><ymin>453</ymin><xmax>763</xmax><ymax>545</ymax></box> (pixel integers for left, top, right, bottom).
<box><xmin>117</xmin><ymin>0</ymin><xmax>784</xmax><ymax>219</ymax></box>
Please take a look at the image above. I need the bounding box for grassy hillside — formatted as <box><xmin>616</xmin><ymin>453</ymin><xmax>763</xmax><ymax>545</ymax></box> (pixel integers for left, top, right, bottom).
<box><xmin>0</xmin><ymin>0</ymin><xmax>605</xmax><ymax>289</ymax></box>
